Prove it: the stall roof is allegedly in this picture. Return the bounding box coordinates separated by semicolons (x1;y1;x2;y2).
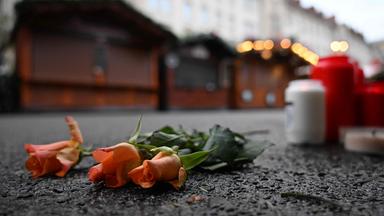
12;0;176;43
180;34;236;58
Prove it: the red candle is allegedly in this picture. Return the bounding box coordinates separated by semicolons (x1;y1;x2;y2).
361;82;384;127
311;55;356;141
352;61;365;126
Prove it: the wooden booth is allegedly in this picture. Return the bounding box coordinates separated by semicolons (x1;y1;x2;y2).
162;34;235;109
13;0;175;110
233;39;316;108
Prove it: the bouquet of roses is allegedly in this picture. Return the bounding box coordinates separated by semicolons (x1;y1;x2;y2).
25;116;272;190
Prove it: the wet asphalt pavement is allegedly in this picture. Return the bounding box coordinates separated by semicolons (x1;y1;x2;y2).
0;110;383;216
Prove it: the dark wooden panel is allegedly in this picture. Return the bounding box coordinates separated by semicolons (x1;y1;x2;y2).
22;84;157;109
16;26;32;82
174;57;218;89
104;89;134;106
132;90;157;107
107;45;153;87
166;63;228;109
168;88;228;109
32;32;95;84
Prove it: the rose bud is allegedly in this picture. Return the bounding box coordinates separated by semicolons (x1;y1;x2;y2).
128;151;187;190
88;142;141;188
25;116;83;178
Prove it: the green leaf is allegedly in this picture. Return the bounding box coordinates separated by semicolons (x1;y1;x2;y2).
188;130;209;150
150;131;186;147
178;148;192;155
129;115;142;144
158;126;179;134
237;140;273;160
180;150;211;170
203;125;243;164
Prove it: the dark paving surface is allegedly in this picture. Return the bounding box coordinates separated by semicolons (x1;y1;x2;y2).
0;110;384;216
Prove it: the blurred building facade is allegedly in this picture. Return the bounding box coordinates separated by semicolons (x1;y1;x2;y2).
127;0;260;45
0;0;382;111
126;0;376;66
0;0;379;66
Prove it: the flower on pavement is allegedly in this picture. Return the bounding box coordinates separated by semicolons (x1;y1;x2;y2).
25;116;83;178
128;151;187;190
88;142;141;188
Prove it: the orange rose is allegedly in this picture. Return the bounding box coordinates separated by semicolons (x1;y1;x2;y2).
88;142;141;188
25;116;83;178
128;152;187;190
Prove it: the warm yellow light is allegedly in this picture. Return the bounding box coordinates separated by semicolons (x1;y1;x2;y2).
330;40;349;52
261;50;272;60
263;40;274;50
298;47;308;57
280;38;291;49
302;50;312;59
253;40;264;51
236;40;253;53
307;53;316;61
330;41;340;52
309;54;319;65
236;44;243;53
305;52;319;65
290;42;319;65
339;41;349;52
291;43;302;53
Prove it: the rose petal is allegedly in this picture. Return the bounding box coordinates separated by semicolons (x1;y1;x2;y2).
129;165;156;188
128;152;185;189
88;164;104;183
24;141;71;154
92;149;112;163
92;142;139;163
100;143;141;174
56;147;80;177
89;143;142;188
168;167;187;190
152;151;167;160
145;154;180;181
104;164;129;188
111;143;141;163
104;174;119;188
26;150;62;178
41;156;62;178
65;116;83;144
25;156;42;177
